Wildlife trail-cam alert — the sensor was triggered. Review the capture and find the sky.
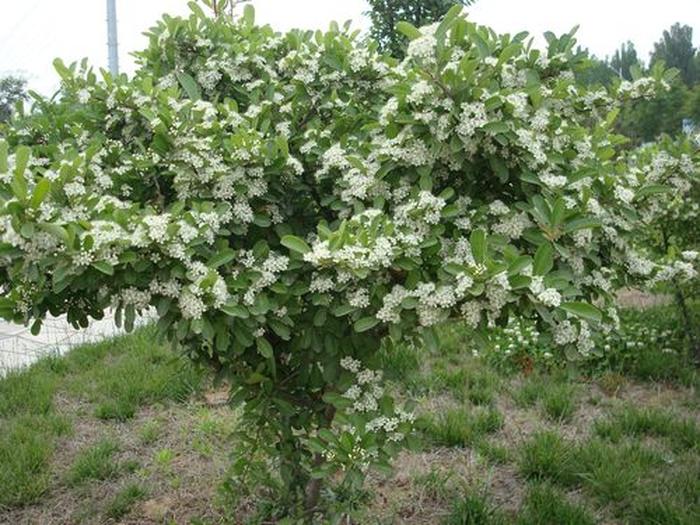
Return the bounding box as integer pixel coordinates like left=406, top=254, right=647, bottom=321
left=1, top=0, right=698, bottom=96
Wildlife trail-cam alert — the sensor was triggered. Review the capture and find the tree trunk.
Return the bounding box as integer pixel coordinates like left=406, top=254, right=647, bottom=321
left=672, top=278, right=700, bottom=365
left=304, top=404, right=336, bottom=514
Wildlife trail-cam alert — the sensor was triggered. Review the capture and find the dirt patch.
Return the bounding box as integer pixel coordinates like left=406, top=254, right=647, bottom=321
left=616, top=289, right=672, bottom=309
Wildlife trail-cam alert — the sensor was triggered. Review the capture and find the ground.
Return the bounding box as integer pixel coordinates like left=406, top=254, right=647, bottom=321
left=0, top=304, right=698, bottom=524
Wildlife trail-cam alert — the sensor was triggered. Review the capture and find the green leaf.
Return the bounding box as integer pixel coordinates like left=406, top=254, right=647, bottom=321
left=636, top=184, right=671, bottom=198
left=242, top=3, right=255, bottom=26
left=354, top=316, right=379, bottom=333
left=256, top=337, right=273, bottom=358
left=470, top=229, right=487, bottom=264
left=208, top=248, right=236, bottom=268
left=551, top=197, right=566, bottom=226
left=30, top=178, right=50, bottom=209
left=11, top=146, right=30, bottom=200
left=531, top=195, right=551, bottom=225
left=563, top=217, right=601, bottom=233
left=507, top=255, right=532, bottom=276
left=221, top=303, right=249, bottom=318
left=396, top=21, right=421, bottom=40
left=0, top=140, right=7, bottom=173
left=533, top=242, right=554, bottom=275
left=322, top=392, right=353, bottom=409
left=268, top=318, right=291, bottom=340
left=38, top=223, right=70, bottom=244
left=281, top=235, right=310, bottom=254
left=559, top=302, right=602, bottom=323
left=91, top=261, right=114, bottom=276
left=489, top=157, right=509, bottom=182
left=176, top=71, right=201, bottom=101
left=422, top=327, right=439, bottom=353
left=482, top=121, right=509, bottom=134
left=14, top=146, right=30, bottom=176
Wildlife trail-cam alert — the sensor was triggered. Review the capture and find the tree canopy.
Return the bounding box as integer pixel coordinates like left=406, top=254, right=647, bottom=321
left=0, top=2, right=697, bottom=519
left=0, top=76, right=27, bottom=124
left=366, top=0, right=475, bottom=57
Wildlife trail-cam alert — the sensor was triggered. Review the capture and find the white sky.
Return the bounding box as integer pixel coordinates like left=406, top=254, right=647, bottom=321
left=1, top=0, right=698, bottom=96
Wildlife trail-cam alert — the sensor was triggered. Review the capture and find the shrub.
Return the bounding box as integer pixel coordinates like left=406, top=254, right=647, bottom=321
left=0, top=0, right=696, bottom=518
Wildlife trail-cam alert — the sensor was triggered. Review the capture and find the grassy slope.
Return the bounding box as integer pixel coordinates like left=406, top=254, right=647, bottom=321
left=0, top=308, right=698, bottom=524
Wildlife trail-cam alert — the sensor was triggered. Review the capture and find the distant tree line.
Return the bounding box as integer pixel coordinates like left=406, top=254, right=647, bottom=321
left=578, top=23, right=700, bottom=144
left=0, top=75, right=27, bottom=124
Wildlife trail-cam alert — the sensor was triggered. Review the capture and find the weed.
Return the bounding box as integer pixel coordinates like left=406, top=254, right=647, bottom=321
left=67, top=439, right=120, bottom=485
left=541, top=384, right=576, bottom=422
left=517, top=483, right=595, bottom=525
left=443, top=491, right=505, bottom=525
left=104, top=483, right=147, bottom=519
left=424, top=407, right=503, bottom=447
left=518, top=431, right=577, bottom=485
left=413, top=468, right=460, bottom=501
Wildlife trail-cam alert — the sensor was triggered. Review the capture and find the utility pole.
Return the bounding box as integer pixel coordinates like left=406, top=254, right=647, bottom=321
left=106, top=0, right=119, bottom=75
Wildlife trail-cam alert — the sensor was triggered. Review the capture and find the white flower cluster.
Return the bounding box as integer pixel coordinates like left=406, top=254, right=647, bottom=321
left=530, top=276, right=562, bottom=308
left=339, top=356, right=413, bottom=444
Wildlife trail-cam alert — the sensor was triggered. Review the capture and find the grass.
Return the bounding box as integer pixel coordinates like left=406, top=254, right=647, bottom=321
left=432, top=364, right=501, bottom=405
left=105, top=483, right=148, bottom=519
left=518, top=431, right=578, bottom=486
left=594, top=405, right=699, bottom=450
left=0, top=325, right=201, bottom=515
left=444, top=491, right=505, bottom=525
left=67, top=439, right=121, bottom=485
left=575, top=440, right=663, bottom=506
left=65, top=329, right=202, bottom=421
left=413, top=468, right=460, bottom=502
left=517, top=483, right=595, bottom=525
left=1, top=303, right=698, bottom=523
left=511, top=375, right=546, bottom=408
left=540, top=384, right=576, bottom=422
left=423, top=406, right=504, bottom=447
left=0, top=414, right=71, bottom=507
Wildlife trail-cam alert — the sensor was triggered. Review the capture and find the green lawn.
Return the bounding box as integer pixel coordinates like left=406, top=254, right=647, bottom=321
left=0, top=306, right=698, bottom=524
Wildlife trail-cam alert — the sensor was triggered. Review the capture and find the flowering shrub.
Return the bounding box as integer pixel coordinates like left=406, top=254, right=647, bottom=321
left=624, top=137, right=699, bottom=358
left=463, top=307, right=690, bottom=376
left=0, top=2, right=697, bottom=518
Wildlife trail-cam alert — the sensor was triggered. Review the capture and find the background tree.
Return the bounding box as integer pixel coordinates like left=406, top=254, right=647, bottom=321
left=610, top=41, right=639, bottom=81
left=650, top=23, right=697, bottom=85
left=0, top=76, right=27, bottom=123
left=366, top=0, right=476, bottom=57
left=576, top=48, right=615, bottom=86
left=617, top=80, right=689, bottom=143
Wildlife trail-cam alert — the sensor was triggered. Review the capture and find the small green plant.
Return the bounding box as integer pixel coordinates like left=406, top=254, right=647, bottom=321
left=597, top=371, right=626, bottom=396
left=475, top=440, right=511, bottom=464
left=69, top=328, right=202, bottom=422
left=517, top=483, right=594, bottom=525
left=0, top=415, right=66, bottom=507
left=139, top=420, right=163, bottom=444
left=104, top=483, right=148, bottom=519
left=443, top=491, right=504, bottom=525
left=424, top=407, right=503, bottom=447
left=379, top=341, right=422, bottom=383
left=518, top=431, right=577, bottom=485
left=594, top=406, right=699, bottom=450
left=511, top=376, right=546, bottom=409
left=413, top=468, right=460, bottom=502
left=541, top=384, right=577, bottom=422
left=67, top=439, right=121, bottom=485
left=154, top=448, right=176, bottom=470
left=574, top=440, right=663, bottom=505
left=0, top=366, right=56, bottom=418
